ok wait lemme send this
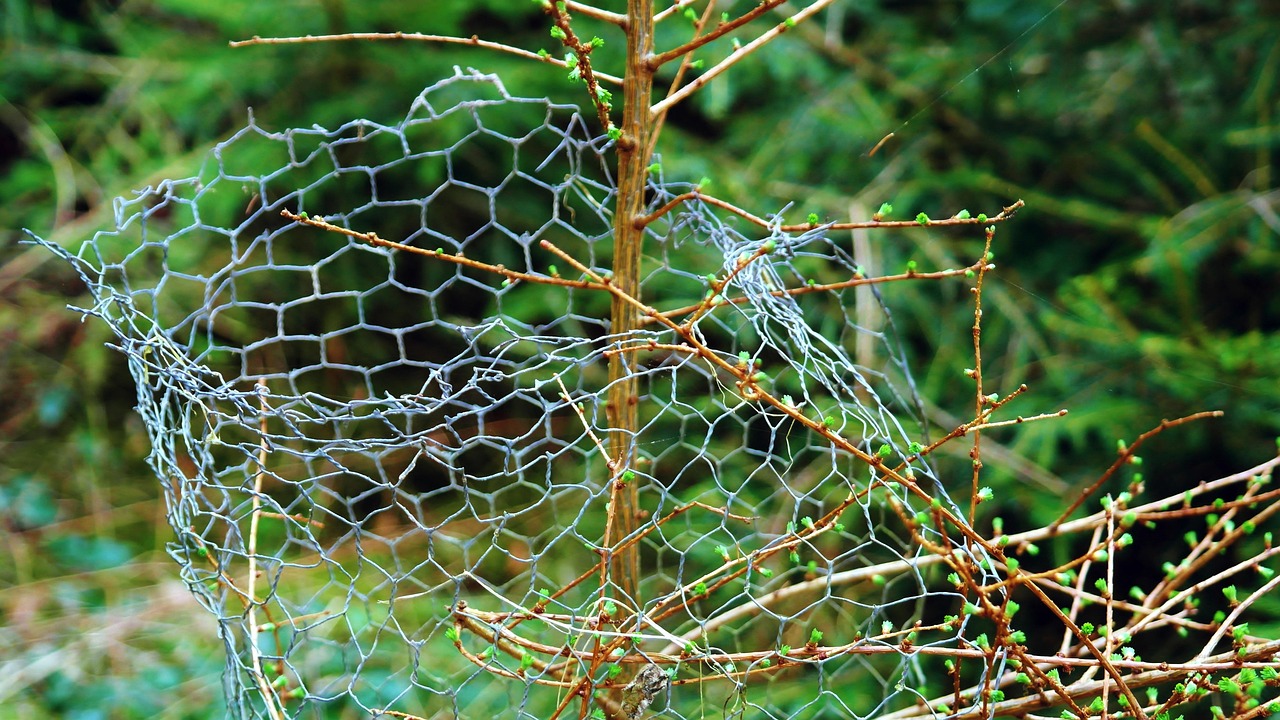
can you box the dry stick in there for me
[228,32,624,85]
[867,132,895,157]
[555,376,615,471]
[655,557,923,655]
[651,0,841,115]
[247,378,286,720]
[1050,410,1225,530]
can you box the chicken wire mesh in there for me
[32,68,1001,719]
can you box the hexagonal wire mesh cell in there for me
[33,68,1000,719]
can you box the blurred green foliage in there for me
[2,0,1277,716]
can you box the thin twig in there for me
[650,0,790,66]
[229,32,623,85]
[565,1,626,25]
[967,226,996,522]
[637,191,1023,232]
[544,2,616,130]
[647,260,987,326]
[247,378,285,720]
[652,0,700,23]
[964,409,1068,432]
[1050,411,1225,530]
[282,209,611,292]
[651,0,841,115]
[644,0,719,159]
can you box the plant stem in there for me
[605,0,655,616]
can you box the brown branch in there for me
[543,2,616,130]
[644,0,719,160]
[1050,411,1226,530]
[228,32,623,86]
[650,0,789,66]
[564,1,626,25]
[965,408,1068,432]
[539,237,1000,560]
[646,259,987,326]
[652,0,699,23]
[968,226,996,522]
[651,0,841,115]
[636,191,1023,232]
[281,209,610,293]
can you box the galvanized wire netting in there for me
[34,69,997,719]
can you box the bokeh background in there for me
[2,1,1278,716]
